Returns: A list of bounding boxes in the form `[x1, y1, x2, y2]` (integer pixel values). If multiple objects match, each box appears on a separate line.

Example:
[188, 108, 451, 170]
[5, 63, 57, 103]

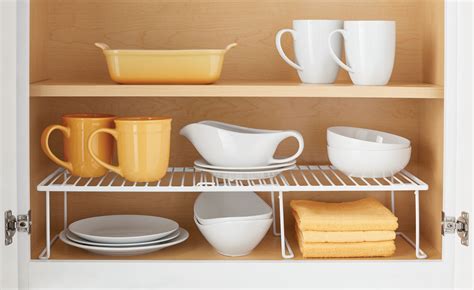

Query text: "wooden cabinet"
[1, 0, 472, 288]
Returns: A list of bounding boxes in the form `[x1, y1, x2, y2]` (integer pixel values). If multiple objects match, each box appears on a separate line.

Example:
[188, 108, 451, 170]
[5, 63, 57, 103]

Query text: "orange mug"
[41, 114, 116, 177]
[88, 117, 172, 182]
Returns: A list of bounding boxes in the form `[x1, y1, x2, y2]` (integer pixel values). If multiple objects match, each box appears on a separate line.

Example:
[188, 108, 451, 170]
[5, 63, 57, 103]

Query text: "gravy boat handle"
[270, 130, 304, 164]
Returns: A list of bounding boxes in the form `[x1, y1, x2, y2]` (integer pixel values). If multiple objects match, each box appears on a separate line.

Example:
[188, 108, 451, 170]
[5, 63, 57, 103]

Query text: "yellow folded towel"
[291, 197, 398, 231]
[298, 229, 396, 243]
[296, 230, 396, 258]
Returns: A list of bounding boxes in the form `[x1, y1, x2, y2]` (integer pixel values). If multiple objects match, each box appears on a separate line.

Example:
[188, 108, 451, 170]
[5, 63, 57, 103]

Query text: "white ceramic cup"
[276, 20, 343, 84]
[328, 20, 396, 86]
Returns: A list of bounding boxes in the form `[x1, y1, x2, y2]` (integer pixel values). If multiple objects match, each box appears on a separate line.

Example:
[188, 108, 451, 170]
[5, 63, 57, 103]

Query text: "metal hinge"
[442, 211, 469, 246]
[4, 210, 31, 246]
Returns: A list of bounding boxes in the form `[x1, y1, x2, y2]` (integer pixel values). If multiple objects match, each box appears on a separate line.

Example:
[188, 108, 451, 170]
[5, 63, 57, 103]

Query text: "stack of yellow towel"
[290, 197, 398, 258]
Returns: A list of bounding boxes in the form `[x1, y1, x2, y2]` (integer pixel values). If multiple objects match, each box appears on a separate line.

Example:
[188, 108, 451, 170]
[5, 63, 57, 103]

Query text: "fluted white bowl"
[327, 145, 411, 178]
[327, 126, 410, 151]
[194, 216, 272, 257]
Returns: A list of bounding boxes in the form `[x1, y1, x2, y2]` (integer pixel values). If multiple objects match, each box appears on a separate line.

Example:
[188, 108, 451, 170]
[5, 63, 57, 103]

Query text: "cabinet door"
[0, 0, 29, 288]
[0, 1, 20, 288]
[446, 1, 473, 288]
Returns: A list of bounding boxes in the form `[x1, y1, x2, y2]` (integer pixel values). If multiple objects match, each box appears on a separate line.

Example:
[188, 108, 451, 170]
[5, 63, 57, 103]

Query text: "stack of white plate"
[194, 159, 296, 181]
[194, 191, 273, 256]
[59, 215, 188, 256]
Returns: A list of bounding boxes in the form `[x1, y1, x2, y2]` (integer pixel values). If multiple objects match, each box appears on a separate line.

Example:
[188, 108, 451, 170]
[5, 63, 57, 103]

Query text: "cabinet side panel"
[419, 0, 444, 254]
[418, 99, 443, 253]
[30, 0, 49, 82]
[422, 0, 444, 85]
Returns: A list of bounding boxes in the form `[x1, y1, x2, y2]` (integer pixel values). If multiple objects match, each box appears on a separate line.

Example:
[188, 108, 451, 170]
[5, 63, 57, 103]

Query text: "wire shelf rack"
[36, 165, 429, 260]
[38, 165, 428, 193]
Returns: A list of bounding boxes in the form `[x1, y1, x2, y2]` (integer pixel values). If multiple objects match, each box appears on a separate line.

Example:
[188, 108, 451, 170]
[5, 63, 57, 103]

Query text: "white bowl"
[194, 216, 272, 256]
[327, 126, 410, 150]
[194, 192, 272, 225]
[327, 145, 411, 178]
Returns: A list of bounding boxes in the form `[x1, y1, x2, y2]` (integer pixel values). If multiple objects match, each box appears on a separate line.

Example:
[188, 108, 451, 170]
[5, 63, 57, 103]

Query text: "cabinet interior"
[29, 0, 444, 260]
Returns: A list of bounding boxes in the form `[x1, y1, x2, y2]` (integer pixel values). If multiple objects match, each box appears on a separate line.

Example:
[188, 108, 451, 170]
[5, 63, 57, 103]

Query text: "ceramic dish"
[327, 145, 411, 178]
[65, 229, 180, 247]
[181, 120, 304, 167]
[194, 216, 272, 257]
[59, 228, 189, 256]
[68, 215, 179, 244]
[194, 164, 296, 180]
[194, 191, 272, 225]
[95, 42, 237, 84]
[194, 159, 296, 171]
[327, 126, 410, 150]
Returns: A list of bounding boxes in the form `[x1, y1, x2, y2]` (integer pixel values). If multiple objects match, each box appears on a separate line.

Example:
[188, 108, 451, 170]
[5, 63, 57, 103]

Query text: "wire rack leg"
[395, 190, 428, 259]
[390, 190, 396, 214]
[278, 191, 294, 259]
[39, 191, 67, 260]
[270, 191, 280, 236]
[38, 191, 51, 260]
[414, 190, 427, 259]
[64, 191, 68, 230]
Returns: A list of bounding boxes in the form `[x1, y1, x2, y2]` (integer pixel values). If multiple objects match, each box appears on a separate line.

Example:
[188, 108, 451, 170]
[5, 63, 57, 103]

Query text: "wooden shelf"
[44, 228, 440, 261]
[30, 80, 444, 99]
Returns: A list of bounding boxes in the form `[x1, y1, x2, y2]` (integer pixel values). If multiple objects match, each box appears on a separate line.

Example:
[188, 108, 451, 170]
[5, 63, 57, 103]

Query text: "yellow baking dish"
[95, 42, 237, 84]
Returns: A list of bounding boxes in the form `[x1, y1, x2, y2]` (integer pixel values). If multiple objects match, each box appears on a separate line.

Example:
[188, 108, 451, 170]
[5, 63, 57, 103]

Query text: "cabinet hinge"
[4, 210, 31, 246]
[442, 211, 469, 246]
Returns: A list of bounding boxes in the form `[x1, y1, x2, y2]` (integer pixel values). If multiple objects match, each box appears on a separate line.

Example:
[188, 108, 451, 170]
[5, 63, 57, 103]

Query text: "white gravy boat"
[180, 121, 304, 167]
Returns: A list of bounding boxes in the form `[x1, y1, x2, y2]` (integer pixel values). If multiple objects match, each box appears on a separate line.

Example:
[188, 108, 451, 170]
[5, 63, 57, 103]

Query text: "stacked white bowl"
[327, 126, 411, 178]
[194, 191, 273, 256]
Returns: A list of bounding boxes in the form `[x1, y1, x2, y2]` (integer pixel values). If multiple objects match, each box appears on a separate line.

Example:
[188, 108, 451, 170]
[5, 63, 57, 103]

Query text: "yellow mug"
[41, 114, 116, 177]
[88, 117, 172, 182]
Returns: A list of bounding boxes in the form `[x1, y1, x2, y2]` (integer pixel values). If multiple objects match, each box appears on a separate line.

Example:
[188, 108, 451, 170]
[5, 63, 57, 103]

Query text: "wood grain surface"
[42, 0, 425, 82]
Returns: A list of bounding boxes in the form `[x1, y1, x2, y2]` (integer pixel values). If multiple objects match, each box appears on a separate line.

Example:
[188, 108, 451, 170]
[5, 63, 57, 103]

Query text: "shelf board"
[44, 228, 440, 261]
[30, 80, 444, 99]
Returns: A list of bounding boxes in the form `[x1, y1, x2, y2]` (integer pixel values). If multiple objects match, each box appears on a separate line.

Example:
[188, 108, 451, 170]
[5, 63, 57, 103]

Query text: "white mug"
[328, 20, 396, 86]
[276, 20, 343, 84]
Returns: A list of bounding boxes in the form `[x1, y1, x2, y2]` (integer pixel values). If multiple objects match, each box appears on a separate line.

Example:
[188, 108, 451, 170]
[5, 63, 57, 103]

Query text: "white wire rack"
[37, 165, 429, 260]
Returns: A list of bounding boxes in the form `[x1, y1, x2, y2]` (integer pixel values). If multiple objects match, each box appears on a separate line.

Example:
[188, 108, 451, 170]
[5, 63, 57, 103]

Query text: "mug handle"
[328, 29, 355, 73]
[275, 29, 304, 71]
[269, 130, 305, 164]
[88, 128, 122, 176]
[41, 125, 73, 172]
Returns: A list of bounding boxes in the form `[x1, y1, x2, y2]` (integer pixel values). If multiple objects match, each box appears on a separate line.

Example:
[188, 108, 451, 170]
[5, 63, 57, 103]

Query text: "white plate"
[194, 165, 296, 180]
[65, 229, 180, 247]
[194, 159, 296, 171]
[59, 228, 189, 256]
[194, 191, 272, 225]
[68, 215, 179, 244]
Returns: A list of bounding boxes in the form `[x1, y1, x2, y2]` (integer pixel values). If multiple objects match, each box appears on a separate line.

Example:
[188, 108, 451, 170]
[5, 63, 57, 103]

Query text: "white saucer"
[59, 228, 189, 256]
[194, 165, 296, 180]
[65, 229, 180, 247]
[194, 159, 296, 171]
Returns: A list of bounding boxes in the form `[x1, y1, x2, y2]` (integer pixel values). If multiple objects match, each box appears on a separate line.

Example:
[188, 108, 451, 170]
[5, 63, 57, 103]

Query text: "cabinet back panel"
[41, 0, 424, 82]
[29, 97, 444, 259]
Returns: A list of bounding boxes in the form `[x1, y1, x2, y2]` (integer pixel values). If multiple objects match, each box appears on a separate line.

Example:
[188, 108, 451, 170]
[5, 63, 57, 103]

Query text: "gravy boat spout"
[180, 121, 304, 167]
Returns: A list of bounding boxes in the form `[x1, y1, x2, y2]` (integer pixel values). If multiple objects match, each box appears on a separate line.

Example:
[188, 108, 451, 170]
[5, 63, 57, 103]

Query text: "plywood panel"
[48, 229, 440, 260]
[30, 0, 49, 82]
[45, 0, 423, 82]
[422, 0, 444, 85]
[29, 80, 444, 99]
[30, 97, 426, 258]
[417, 99, 444, 253]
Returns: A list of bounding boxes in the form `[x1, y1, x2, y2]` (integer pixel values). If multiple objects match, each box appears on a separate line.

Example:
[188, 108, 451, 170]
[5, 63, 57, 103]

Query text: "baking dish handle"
[224, 43, 238, 52]
[95, 42, 111, 51]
